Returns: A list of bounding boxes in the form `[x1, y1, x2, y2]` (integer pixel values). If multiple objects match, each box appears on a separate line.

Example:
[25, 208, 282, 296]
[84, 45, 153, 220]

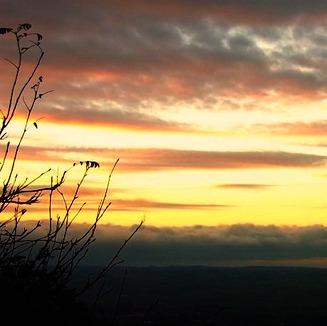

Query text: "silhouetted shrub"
[0, 23, 143, 325]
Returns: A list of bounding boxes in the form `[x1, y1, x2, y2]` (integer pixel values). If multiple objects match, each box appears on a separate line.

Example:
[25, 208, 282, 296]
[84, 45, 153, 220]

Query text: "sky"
[2, 0, 327, 266]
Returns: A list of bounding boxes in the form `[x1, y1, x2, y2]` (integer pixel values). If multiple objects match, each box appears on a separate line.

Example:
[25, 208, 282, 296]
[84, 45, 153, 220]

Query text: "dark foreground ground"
[72, 266, 327, 325]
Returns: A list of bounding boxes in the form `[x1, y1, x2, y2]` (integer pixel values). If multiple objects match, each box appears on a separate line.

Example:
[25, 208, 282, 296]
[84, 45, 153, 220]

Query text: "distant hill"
[71, 265, 327, 325]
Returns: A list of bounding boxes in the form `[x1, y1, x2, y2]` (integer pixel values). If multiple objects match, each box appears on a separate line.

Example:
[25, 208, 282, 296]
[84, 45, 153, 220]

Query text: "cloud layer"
[2, 0, 327, 126]
[20, 220, 327, 267]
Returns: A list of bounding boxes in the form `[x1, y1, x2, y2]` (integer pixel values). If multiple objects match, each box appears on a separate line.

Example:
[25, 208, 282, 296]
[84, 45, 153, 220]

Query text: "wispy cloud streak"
[216, 184, 274, 189]
[18, 146, 327, 171]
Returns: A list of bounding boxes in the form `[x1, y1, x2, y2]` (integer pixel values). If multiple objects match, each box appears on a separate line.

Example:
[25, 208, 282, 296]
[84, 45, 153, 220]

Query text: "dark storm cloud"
[108, 1, 327, 25]
[3, 0, 327, 26]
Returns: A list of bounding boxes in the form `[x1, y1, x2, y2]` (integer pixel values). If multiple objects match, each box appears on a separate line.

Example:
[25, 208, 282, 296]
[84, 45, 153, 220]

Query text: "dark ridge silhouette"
[71, 265, 327, 325]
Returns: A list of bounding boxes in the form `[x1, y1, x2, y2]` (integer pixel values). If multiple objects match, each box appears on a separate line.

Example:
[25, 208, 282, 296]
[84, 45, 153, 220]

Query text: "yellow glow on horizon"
[4, 104, 327, 228]
[3, 114, 327, 228]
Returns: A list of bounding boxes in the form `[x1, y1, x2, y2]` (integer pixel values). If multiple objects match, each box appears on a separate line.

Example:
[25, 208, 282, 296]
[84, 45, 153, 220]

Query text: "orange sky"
[2, 0, 327, 232]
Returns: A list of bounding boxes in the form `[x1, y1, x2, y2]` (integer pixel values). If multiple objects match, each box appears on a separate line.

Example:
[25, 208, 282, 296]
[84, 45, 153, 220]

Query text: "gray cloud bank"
[2, 0, 327, 130]
[34, 222, 327, 267]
